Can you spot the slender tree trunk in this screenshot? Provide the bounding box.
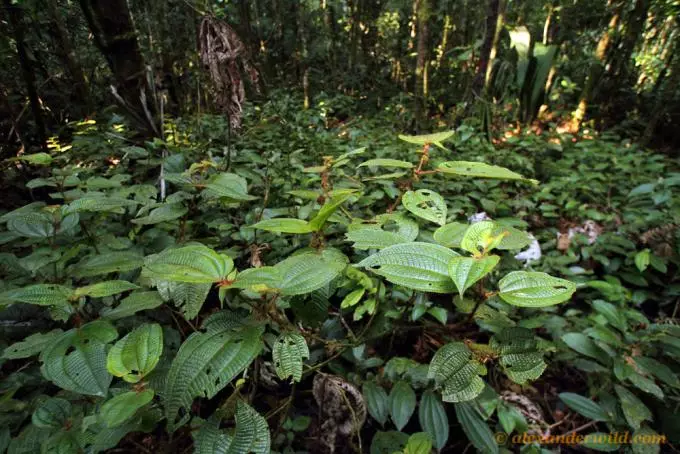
[45,0,90,112]
[296,1,310,109]
[80,0,159,136]
[3,0,47,150]
[470,0,500,100]
[570,1,622,132]
[484,0,505,87]
[610,0,650,78]
[413,0,429,132]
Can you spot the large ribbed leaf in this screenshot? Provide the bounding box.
[163,312,264,431]
[2,329,64,359]
[559,393,610,421]
[358,243,458,293]
[100,390,154,428]
[438,161,537,184]
[230,267,282,292]
[6,212,59,238]
[276,249,348,296]
[193,402,270,454]
[32,398,72,429]
[65,196,139,214]
[359,159,414,169]
[490,327,546,384]
[107,324,163,383]
[433,222,468,248]
[0,284,73,308]
[202,173,257,201]
[614,385,652,429]
[398,131,454,150]
[132,203,187,225]
[346,229,412,250]
[428,343,485,402]
[101,291,164,320]
[460,221,498,255]
[435,222,531,251]
[389,381,416,431]
[419,390,449,450]
[40,326,114,397]
[155,280,211,319]
[455,402,499,454]
[448,255,500,297]
[73,251,144,277]
[363,381,389,426]
[498,272,576,307]
[346,213,418,250]
[75,280,139,298]
[7,424,50,454]
[143,244,233,283]
[272,332,309,383]
[309,191,356,231]
[402,189,447,226]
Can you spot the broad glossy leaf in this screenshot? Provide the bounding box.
[402,189,447,226]
[251,218,313,234]
[345,229,412,250]
[433,222,468,248]
[429,343,485,402]
[163,312,263,431]
[308,192,356,231]
[438,161,538,184]
[363,381,389,426]
[359,242,458,293]
[614,385,652,429]
[144,244,233,283]
[419,390,449,450]
[7,212,54,238]
[13,152,53,165]
[132,203,187,225]
[341,288,365,309]
[460,221,499,255]
[389,381,416,431]
[404,432,433,454]
[272,332,309,383]
[65,196,139,214]
[455,402,499,454]
[75,280,139,298]
[559,393,609,421]
[100,390,154,428]
[448,255,500,297]
[498,271,576,307]
[276,249,348,296]
[107,323,163,383]
[202,173,257,201]
[359,159,414,169]
[230,267,282,292]
[73,251,144,277]
[562,332,611,365]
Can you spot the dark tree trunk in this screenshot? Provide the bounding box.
[80,0,159,136]
[470,0,500,100]
[413,0,429,132]
[45,0,90,113]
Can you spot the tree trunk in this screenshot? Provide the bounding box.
[3,0,47,150]
[80,0,159,136]
[610,0,650,78]
[470,0,500,100]
[484,0,505,87]
[45,0,90,113]
[413,0,429,132]
[570,1,622,132]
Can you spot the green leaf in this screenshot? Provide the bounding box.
[370,431,409,454]
[251,218,313,234]
[309,192,356,231]
[363,382,389,426]
[614,385,652,429]
[389,381,416,431]
[341,288,365,309]
[65,196,140,214]
[154,280,211,319]
[275,249,348,296]
[7,212,55,238]
[628,373,664,399]
[101,291,164,320]
[347,229,412,250]
[399,131,454,149]
[635,249,651,272]
[419,390,449,450]
[428,343,485,402]
[73,251,144,277]
[580,433,620,451]
[100,390,154,428]
[0,284,73,308]
[438,161,538,184]
[40,328,113,397]
[107,324,163,383]
[202,173,257,201]
[143,244,234,283]
[359,158,414,169]
[498,271,576,307]
[460,221,508,255]
[455,402,499,454]
[490,327,546,384]
[272,332,309,383]
[163,312,263,431]
[11,152,53,165]
[402,189,447,226]
[558,393,610,421]
[448,255,500,297]
[358,242,458,293]
[230,267,282,292]
[2,329,64,359]
[32,398,72,429]
[403,432,433,454]
[75,280,139,298]
[194,402,270,454]
[132,203,187,225]
[561,332,611,365]
[433,222,468,248]
[632,427,662,454]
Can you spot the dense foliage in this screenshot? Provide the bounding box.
[1,0,680,453]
